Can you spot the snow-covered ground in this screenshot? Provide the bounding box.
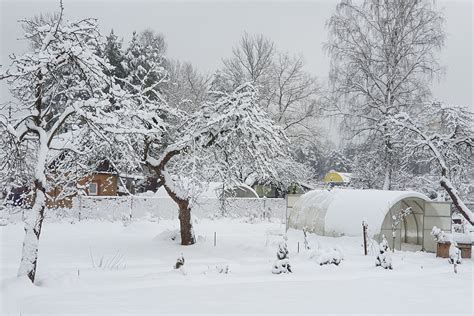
[1,218,472,315]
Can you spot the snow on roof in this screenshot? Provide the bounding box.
[451,232,472,244]
[289,189,429,237]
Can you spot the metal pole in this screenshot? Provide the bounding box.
[130,195,133,220]
[363,221,368,255]
[78,194,82,222]
[214,232,216,247]
[285,193,289,232]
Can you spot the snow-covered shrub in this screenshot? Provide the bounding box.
[155,229,180,242]
[303,228,311,250]
[0,218,8,226]
[375,235,393,270]
[272,241,292,274]
[448,242,462,265]
[448,241,462,274]
[313,248,343,266]
[431,226,448,242]
[174,254,185,270]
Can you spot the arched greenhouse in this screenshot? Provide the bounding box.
[288,189,452,252]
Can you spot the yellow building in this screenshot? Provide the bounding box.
[323,170,352,185]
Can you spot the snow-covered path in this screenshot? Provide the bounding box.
[1,219,472,315]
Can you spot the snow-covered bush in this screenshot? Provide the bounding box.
[375,235,393,270]
[272,241,292,274]
[448,241,462,274]
[0,218,8,226]
[309,242,343,266]
[448,242,462,265]
[313,248,343,266]
[155,229,180,242]
[303,228,311,250]
[431,226,448,242]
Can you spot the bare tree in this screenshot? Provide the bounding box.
[217,33,321,143]
[326,0,445,190]
[221,32,274,91]
[269,53,321,143]
[165,60,211,112]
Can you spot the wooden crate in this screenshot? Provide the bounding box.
[436,242,472,259]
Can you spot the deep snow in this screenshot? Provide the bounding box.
[1,218,472,315]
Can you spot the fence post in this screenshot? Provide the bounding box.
[214,232,216,247]
[263,197,267,219]
[130,195,133,220]
[362,221,368,255]
[78,194,82,222]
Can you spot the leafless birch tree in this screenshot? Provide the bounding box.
[326,0,445,190]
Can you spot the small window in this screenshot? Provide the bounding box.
[89,182,98,196]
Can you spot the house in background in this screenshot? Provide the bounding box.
[118,174,160,195]
[46,160,119,209]
[323,170,352,186]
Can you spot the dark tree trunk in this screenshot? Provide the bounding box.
[147,150,196,245]
[177,199,196,245]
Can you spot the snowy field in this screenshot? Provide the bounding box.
[1,218,472,315]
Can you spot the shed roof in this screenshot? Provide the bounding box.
[324,171,352,183]
[290,189,429,237]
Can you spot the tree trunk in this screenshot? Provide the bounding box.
[440,177,474,225]
[382,125,393,191]
[177,199,196,245]
[382,165,392,191]
[17,180,46,283]
[147,151,196,246]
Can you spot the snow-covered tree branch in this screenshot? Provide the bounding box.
[388,103,473,224]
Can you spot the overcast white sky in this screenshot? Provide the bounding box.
[1,0,472,108]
